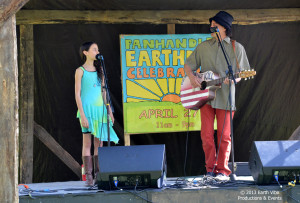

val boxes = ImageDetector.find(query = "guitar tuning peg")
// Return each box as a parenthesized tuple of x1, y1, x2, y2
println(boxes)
(245, 78, 247, 80)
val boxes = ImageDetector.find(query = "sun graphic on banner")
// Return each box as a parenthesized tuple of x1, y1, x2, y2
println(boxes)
(126, 78, 183, 103)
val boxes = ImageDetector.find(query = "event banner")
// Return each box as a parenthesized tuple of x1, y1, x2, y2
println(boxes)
(120, 34, 212, 134)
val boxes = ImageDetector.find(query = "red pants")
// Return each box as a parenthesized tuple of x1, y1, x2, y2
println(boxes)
(200, 104, 234, 176)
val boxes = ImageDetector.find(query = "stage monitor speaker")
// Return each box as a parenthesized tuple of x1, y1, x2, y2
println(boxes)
(249, 140, 300, 185)
(97, 145, 166, 190)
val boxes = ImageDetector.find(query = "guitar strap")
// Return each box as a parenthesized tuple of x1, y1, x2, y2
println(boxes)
(231, 39, 241, 72)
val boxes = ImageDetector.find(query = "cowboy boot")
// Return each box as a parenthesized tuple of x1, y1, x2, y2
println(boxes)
(82, 156, 93, 186)
(93, 155, 99, 183)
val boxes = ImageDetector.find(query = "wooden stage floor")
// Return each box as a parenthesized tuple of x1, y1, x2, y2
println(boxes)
(19, 176, 300, 203)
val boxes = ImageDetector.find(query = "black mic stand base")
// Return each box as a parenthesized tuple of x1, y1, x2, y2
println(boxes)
(230, 173, 237, 181)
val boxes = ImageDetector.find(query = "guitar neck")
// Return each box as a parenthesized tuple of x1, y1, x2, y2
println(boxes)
(206, 73, 240, 86)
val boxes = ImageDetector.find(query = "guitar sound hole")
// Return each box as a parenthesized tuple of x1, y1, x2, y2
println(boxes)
(201, 81, 207, 90)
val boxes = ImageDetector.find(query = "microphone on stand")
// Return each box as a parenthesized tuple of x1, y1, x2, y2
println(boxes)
(209, 26, 219, 33)
(95, 54, 104, 61)
(210, 26, 226, 50)
(95, 53, 114, 112)
(94, 53, 113, 146)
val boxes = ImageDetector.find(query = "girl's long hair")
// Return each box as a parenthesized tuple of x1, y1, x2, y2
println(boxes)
(79, 41, 103, 83)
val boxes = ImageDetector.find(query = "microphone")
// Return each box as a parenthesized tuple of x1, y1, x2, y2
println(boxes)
(95, 54, 104, 61)
(209, 26, 219, 33)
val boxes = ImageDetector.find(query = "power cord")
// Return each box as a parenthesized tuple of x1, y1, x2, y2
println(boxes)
(113, 180, 153, 203)
(18, 184, 58, 199)
(273, 174, 300, 203)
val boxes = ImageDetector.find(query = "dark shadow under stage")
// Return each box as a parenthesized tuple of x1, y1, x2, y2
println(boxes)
(19, 176, 300, 203)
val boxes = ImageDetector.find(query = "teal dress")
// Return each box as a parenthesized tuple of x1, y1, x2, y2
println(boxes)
(77, 66, 119, 143)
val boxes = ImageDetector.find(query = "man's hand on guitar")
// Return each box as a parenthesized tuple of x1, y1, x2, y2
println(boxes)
(223, 78, 232, 85)
(189, 74, 202, 88)
(223, 77, 241, 85)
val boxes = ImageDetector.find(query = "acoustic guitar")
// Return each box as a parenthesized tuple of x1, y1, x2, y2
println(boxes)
(180, 70, 256, 110)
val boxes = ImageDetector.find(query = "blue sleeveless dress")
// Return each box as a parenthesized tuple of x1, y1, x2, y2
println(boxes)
(77, 66, 119, 143)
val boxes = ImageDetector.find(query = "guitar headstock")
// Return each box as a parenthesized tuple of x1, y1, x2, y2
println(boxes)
(239, 69, 256, 80)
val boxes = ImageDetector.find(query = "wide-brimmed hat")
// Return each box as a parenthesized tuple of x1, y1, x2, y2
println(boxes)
(209, 11, 234, 30)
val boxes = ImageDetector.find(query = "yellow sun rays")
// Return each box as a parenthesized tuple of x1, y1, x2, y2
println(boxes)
(126, 78, 183, 103)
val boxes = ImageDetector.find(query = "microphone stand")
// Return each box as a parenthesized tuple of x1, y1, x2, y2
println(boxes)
(215, 31, 237, 181)
(99, 55, 114, 147)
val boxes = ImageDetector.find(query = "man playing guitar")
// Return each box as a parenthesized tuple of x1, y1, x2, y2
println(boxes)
(184, 11, 251, 181)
